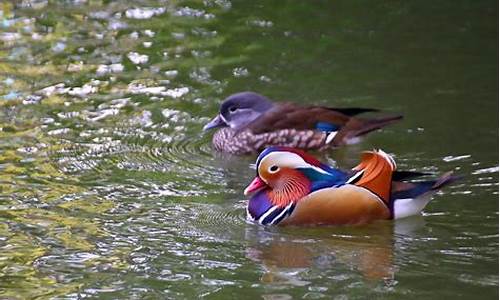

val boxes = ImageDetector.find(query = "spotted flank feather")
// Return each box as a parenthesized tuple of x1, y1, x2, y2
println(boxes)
(213, 128, 328, 155)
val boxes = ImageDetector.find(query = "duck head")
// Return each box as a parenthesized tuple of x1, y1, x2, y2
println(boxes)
(245, 147, 346, 225)
(203, 91, 273, 131)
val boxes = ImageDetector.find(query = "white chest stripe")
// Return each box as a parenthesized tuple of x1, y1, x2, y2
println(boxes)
(270, 202, 295, 225)
(258, 206, 278, 224)
(257, 202, 295, 225)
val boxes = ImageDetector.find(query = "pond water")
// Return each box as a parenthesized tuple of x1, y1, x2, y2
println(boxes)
(0, 1, 498, 299)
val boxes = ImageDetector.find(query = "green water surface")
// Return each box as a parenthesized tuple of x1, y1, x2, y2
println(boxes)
(0, 1, 498, 299)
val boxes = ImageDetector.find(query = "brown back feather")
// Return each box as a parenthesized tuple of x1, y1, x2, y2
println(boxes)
(247, 102, 351, 134)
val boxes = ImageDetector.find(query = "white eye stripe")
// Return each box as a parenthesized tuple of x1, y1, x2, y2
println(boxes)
(219, 113, 229, 124)
(259, 152, 329, 175)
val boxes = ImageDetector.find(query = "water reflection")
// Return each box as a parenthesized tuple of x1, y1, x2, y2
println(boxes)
(245, 217, 426, 287)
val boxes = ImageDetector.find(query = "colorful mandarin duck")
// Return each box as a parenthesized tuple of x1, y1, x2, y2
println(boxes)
(203, 91, 402, 154)
(244, 147, 456, 226)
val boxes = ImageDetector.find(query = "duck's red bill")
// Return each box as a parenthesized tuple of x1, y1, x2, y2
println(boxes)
(244, 177, 266, 196)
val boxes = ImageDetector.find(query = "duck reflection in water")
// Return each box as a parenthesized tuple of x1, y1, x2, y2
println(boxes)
(244, 217, 425, 284)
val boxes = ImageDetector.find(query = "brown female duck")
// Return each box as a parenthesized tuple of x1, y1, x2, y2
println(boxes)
(203, 92, 402, 155)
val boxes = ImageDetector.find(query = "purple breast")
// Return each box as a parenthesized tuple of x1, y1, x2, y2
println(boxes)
(247, 190, 273, 220)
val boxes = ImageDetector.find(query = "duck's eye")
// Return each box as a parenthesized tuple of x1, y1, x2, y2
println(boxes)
(228, 106, 237, 113)
(269, 165, 279, 173)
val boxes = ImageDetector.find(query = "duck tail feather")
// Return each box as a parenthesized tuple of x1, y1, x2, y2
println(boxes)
(431, 171, 462, 190)
(353, 115, 403, 137)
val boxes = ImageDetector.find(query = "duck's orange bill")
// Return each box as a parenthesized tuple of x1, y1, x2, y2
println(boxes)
(244, 177, 267, 196)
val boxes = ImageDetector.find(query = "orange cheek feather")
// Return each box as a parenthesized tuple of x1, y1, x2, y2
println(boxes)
(266, 169, 310, 208)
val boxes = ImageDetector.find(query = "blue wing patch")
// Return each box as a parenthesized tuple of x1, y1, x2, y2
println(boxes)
(316, 122, 340, 132)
